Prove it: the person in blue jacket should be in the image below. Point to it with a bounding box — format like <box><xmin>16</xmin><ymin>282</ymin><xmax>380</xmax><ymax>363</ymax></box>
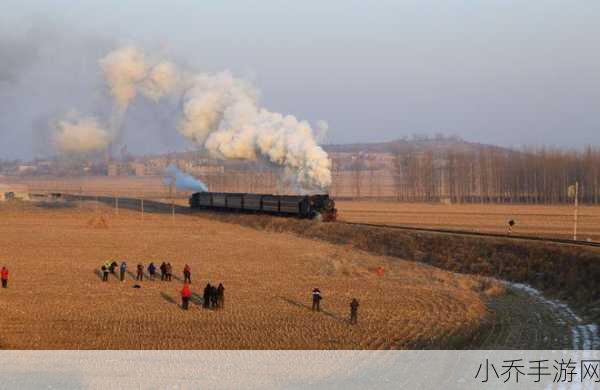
<box><xmin>147</xmin><ymin>262</ymin><xmax>157</xmax><ymax>281</ymax></box>
<box><xmin>120</xmin><ymin>261</ymin><xmax>127</xmax><ymax>282</ymax></box>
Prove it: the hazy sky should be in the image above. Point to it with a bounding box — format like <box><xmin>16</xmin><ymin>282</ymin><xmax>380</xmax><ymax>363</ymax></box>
<box><xmin>1</xmin><ymin>0</ymin><xmax>599</xmax><ymax>159</ymax></box>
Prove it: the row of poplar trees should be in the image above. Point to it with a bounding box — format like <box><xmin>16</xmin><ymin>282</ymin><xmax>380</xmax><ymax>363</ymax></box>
<box><xmin>392</xmin><ymin>146</ymin><xmax>600</xmax><ymax>204</ymax></box>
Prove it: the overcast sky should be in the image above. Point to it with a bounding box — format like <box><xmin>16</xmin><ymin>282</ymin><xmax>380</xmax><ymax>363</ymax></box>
<box><xmin>1</xmin><ymin>0</ymin><xmax>599</xmax><ymax>159</ymax></box>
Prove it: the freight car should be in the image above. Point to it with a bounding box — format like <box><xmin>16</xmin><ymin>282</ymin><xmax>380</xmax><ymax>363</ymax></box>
<box><xmin>189</xmin><ymin>192</ymin><xmax>337</xmax><ymax>221</ymax></box>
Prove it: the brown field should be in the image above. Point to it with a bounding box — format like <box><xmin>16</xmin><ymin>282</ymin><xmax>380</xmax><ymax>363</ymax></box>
<box><xmin>0</xmin><ymin>201</ymin><xmax>495</xmax><ymax>349</ymax></box>
<box><xmin>336</xmin><ymin>201</ymin><xmax>600</xmax><ymax>241</ymax></box>
<box><xmin>4</xmin><ymin>176</ymin><xmax>173</xmax><ymax>198</ymax></box>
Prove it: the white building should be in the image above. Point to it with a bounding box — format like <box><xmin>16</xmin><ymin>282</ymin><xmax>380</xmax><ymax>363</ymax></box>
<box><xmin>0</xmin><ymin>184</ymin><xmax>30</xmax><ymax>201</ymax></box>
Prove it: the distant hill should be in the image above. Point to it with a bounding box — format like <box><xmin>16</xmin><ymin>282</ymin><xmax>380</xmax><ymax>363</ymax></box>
<box><xmin>323</xmin><ymin>136</ymin><xmax>508</xmax><ymax>155</ymax></box>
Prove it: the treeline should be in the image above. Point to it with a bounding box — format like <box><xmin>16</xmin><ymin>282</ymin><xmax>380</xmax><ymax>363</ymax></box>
<box><xmin>392</xmin><ymin>146</ymin><xmax>600</xmax><ymax>204</ymax></box>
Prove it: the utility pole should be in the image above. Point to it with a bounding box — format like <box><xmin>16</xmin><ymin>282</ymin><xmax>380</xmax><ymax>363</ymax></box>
<box><xmin>168</xmin><ymin>171</ymin><xmax>176</xmax><ymax>223</ymax></box>
<box><xmin>170</xmin><ymin>182</ymin><xmax>175</xmax><ymax>223</ymax></box>
<box><xmin>141</xmin><ymin>198</ymin><xmax>144</xmax><ymax>221</ymax></box>
<box><xmin>115</xmin><ymin>194</ymin><xmax>119</xmax><ymax>215</ymax></box>
<box><xmin>574</xmin><ymin>181</ymin><xmax>579</xmax><ymax>241</ymax></box>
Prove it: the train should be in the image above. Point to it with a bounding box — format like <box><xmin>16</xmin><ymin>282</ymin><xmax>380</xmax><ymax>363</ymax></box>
<box><xmin>189</xmin><ymin>192</ymin><xmax>337</xmax><ymax>221</ymax></box>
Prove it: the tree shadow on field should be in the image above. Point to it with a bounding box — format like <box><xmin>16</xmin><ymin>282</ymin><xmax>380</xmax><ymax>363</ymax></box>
<box><xmin>278</xmin><ymin>296</ymin><xmax>348</xmax><ymax>324</ymax></box>
<box><xmin>94</xmin><ymin>269</ymin><xmax>119</xmax><ymax>281</ymax></box>
<box><xmin>160</xmin><ymin>292</ymin><xmax>178</xmax><ymax>306</ymax></box>
<box><xmin>172</xmin><ymin>274</ymin><xmax>183</xmax><ymax>282</ymax></box>
<box><xmin>128</xmin><ymin>270</ymin><xmax>149</xmax><ymax>281</ymax></box>
<box><xmin>35</xmin><ymin>201</ymin><xmax>75</xmax><ymax>210</ymax></box>
<box><xmin>190</xmin><ymin>292</ymin><xmax>204</xmax><ymax>307</ymax></box>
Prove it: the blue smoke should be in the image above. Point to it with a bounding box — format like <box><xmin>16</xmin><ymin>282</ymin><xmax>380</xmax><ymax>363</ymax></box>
<box><xmin>164</xmin><ymin>164</ymin><xmax>208</xmax><ymax>192</ymax></box>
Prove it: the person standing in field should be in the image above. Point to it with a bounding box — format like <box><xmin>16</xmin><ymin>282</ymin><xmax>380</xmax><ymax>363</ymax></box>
<box><xmin>217</xmin><ymin>283</ymin><xmax>225</xmax><ymax>309</ymax></box>
<box><xmin>349</xmin><ymin>298</ymin><xmax>359</xmax><ymax>325</ymax></box>
<box><xmin>203</xmin><ymin>283</ymin><xmax>212</xmax><ymax>308</ymax></box>
<box><xmin>148</xmin><ymin>262</ymin><xmax>156</xmax><ymax>281</ymax></box>
<box><xmin>120</xmin><ymin>261</ymin><xmax>127</xmax><ymax>282</ymax></box>
<box><xmin>1</xmin><ymin>266</ymin><xmax>8</xmax><ymax>288</ymax></box>
<box><xmin>181</xmin><ymin>283</ymin><xmax>191</xmax><ymax>310</ymax></box>
<box><xmin>183</xmin><ymin>264</ymin><xmax>192</xmax><ymax>284</ymax></box>
<box><xmin>210</xmin><ymin>285</ymin><xmax>219</xmax><ymax>308</ymax></box>
<box><xmin>101</xmin><ymin>265</ymin><xmax>109</xmax><ymax>282</ymax></box>
<box><xmin>160</xmin><ymin>262</ymin><xmax>167</xmax><ymax>281</ymax></box>
<box><xmin>166</xmin><ymin>263</ymin><xmax>173</xmax><ymax>281</ymax></box>
<box><xmin>507</xmin><ymin>219</ymin><xmax>516</xmax><ymax>235</ymax></box>
<box><xmin>312</xmin><ymin>288</ymin><xmax>322</xmax><ymax>311</ymax></box>
<box><xmin>136</xmin><ymin>263</ymin><xmax>144</xmax><ymax>281</ymax></box>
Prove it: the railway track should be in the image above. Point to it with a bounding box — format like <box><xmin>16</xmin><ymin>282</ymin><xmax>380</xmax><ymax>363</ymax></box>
<box><xmin>337</xmin><ymin>221</ymin><xmax>600</xmax><ymax>248</ymax></box>
<box><xmin>57</xmin><ymin>193</ymin><xmax>600</xmax><ymax>248</ymax></box>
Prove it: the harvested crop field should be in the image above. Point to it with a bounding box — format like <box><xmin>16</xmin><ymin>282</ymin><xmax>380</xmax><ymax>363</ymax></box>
<box><xmin>0</xmin><ymin>201</ymin><xmax>495</xmax><ymax>349</ymax></box>
<box><xmin>336</xmin><ymin>201</ymin><xmax>600</xmax><ymax>241</ymax></box>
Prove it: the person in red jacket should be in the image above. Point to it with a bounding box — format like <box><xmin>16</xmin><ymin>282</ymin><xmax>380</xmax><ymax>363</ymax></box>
<box><xmin>181</xmin><ymin>283</ymin><xmax>191</xmax><ymax>310</ymax></box>
<box><xmin>1</xmin><ymin>266</ymin><xmax>8</xmax><ymax>288</ymax></box>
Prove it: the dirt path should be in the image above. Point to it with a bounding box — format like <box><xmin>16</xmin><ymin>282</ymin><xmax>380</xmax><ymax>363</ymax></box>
<box><xmin>470</xmin><ymin>283</ymin><xmax>599</xmax><ymax>349</ymax></box>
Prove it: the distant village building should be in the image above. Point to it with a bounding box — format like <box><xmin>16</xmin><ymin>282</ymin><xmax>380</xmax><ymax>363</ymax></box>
<box><xmin>0</xmin><ymin>184</ymin><xmax>30</xmax><ymax>201</ymax></box>
<box><xmin>18</xmin><ymin>165</ymin><xmax>36</xmax><ymax>174</ymax></box>
<box><xmin>107</xmin><ymin>163</ymin><xmax>119</xmax><ymax>177</ymax></box>
<box><xmin>189</xmin><ymin>165</ymin><xmax>225</xmax><ymax>175</ymax></box>
<box><xmin>108</xmin><ymin>162</ymin><xmax>144</xmax><ymax>176</ymax></box>
<box><xmin>132</xmin><ymin>163</ymin><xmax>146</xmax><ymax>176</ymax></box>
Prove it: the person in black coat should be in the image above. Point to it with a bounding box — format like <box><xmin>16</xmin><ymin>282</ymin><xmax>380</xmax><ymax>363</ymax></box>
<box><xmin>311</xmin><ymin>288</ymin><xmax>322</xmax><ymax>311</ymax></box>
<box><xmin>203</xmin><ymin>283</ymin><xmax>212</xmax><ymax>308</ymax></box>
<box><xmin>217</xmin><ymin>283</ymin><xmax>225</xmax><ymax>309</ymax></box>
<box><xmin>210</xmin><ymin>285</ymin><xmax>218</xmax><ymax>308</ymax></box>
<box><xmin>160</xmin><ymin>262</ymin><xmax>167</xmax><ymax>281</ymax></box>
<box><xmin>350</xmin><ymin>298</ymin><xmax>359</xmax><ymax>324</ymax></box>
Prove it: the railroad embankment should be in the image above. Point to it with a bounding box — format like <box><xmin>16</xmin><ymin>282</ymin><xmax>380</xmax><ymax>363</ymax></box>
<box><xmin>206</xmin><ymin>212</ymin><xmax>600</xmax><ymax>323</ymax></box>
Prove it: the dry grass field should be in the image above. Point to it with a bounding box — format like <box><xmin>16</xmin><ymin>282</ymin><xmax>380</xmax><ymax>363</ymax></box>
<box><xmin>4</xmin><ymin>176</ymin><xmax>172</xmax><ymax>198</ymax></box>
<box><xmin>0</xmin><ymin>201</ymin><xmax>496</xmax><ymax>349</ymax></box>
<box><xmin>6</xmin><ymin>176</ymin><xmax>600</xmax><ymax>240</ymax></box>
<box><xmin>336</xmin><ymin>201</ymin><xmax>600</xmax><ymax>241</ymax></box>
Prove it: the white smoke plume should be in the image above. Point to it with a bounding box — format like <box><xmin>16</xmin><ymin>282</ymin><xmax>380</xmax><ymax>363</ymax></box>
<box><xmin>180</xmin><ymin>71</ymin><xmax>332</xmax><ymax>189</ymax></box>
<box><xmin>56</xmin><ymin>45</ymin><xmax>332</xmax><ymax>190</ymax></box>
<box><xmin>98</xmin><ymin>47</ymin><xmax>180</xmax><ymax>149</ymax></box>
<box><xmin>100</xmin><ymin>47</ymin><xmax>179</xmax><ymax>108</ymax></box>
<box><xmin>99</xmin><ymin>46</ymin><xmax>147</xmax><ymax>111</ymax></box>
<box><xmin>140</xmin><ymin>61</ymin><xmax>179</xmax><ymax>102</ymax></box>
<box><xmin>178</xmin><ymin>72</ymin><xmax>254</xmax><ymax>144</ymax></box>
<box><xmin>53</xmin><ymin>115</ymin><xmax>111</xmax><ymax>155</ymax></box>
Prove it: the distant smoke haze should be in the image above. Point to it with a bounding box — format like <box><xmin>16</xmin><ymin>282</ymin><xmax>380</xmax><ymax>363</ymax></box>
<box><xmin>2</xmin><ymin>3</ymin><xmax>598</xmax><ymax>162</ymax></box>
<box><xmin>0</xmin><ymin>21</ymin><xmax>115</xmax><ymax>159</ymax></box>
<box><xmin>0</xmin><ymin>21</ymin><xmax>186</xmax><ymax>160</ymax></box>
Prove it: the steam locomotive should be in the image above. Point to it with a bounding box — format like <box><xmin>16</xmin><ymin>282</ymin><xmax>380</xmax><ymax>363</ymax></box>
<box><xmin>189</xmin><ymin>192</ymin><xmax>337</xmax><ymax>221</ymax></box>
